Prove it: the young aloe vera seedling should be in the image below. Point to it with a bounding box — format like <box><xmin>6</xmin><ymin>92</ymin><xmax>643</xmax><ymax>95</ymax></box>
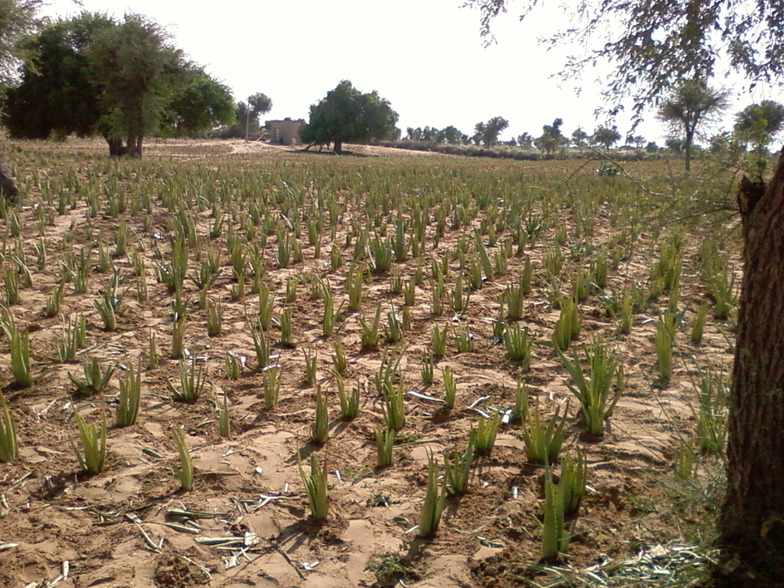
<box><xmin>442</xmin><ymin>366</ymin><xmax>456</xmax><ymax>409</ymax></box>
<box><xmin>115</xmin><ymin>361</ymin><xmax>141</xmax><ymax>427</ymax></box>
<box><xmin>0</xmin><ymin>392</ymin><xmax>18</xmax><ymax>462</ymax></box>
<box><xmin>218</xmin><ymin>394</ymin><xmax>231</xmax><ymax>438</ymax></box>
<box><xmin>444</xmin><ymin>432</ymin><xmax>475</xmax><ymax>496</ymax></box>
<box><xmin>375</xmin><ymin>425</ymin><xmax>395</xmax><ymax>468</ymax></box>
<box><xmin>263</xmin><ymin>365</ymin><xmax>281</xmax><ymax>408</ymax></box>
<box><xmin>557</xmin><ymin>338</ymin><xmax>619</xmax><ymax>437</ymax></box>
<box><xmin>172</xmin><ymin>426</ymin><xmax>194</xmax><ymax>491</ymax></box>
<box><xmin>71</xmin><ymin>411</ymin><xmax>107</xmax><ymax>474</ymax></box>
<box><xmin>560</xmin><ymin>447</ymin><xmax>587</xmax><ymax>517</ymax></box>
<box><xmin>360</xmin><ymin>306</ymin><xmax>382</xmax><ymax>351</ymax></box>
<box><xmin>167</xmin><ymin>357</ymin><xmax>207</xmax><ymax>403</ymax></box>
<box><xmin>418</xmin><ymin>451</ymin><xmax>446</xmax><ymax>538</ymax></box>
<box><xmin>541</xmin><ymin>465</ymin><xmax>570</xmax><ymax>560</ymax></box>
<box><xmin>523</xmin><ymin>399</ymin><xmax>568</xmax><ymax>465</ymax></box>
<box><xmin>503</xmin><ymin>324</ymin><xmax>531</xmax><ymax>368</ymax></box>
<box><xmin>473</xmin><ymin>413</ymin><xmax>500</xmax><ymax>456</ymax></box>
<box><xmin>335</xmin><ymin>372</ymin><xmax>360</xmax><ymax>420</ymax></box>
<box><xmin>70</xmin><ymin>357</ymin><xmax>115</xmax><ymax>396</ymax></box>
<box><xmin>298</xmin><ymin>452</ymin><xmax>329</xmax><ymax>520</ymax></box>
<box><xmin>310</xmin><ymin>389</ymin><xmax>329</xmax><ymax>444</ymax></box>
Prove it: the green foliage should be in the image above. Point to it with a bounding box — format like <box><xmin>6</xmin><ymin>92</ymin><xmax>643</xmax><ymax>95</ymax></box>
<box><xmin>310</xmin><ymin>389</ymin><xmax>329</xmax><ymax>445</ymax></box>
<box><xmin>557</xmin><ymin>338</ymin><xmax>620</xmax><ymax>437</ymax></box>
<box><xmin>473</xmin><ymin>413</ymin><xmax>500</xmax><ymax>456</ymax></box>
<box><xmin>70</xmin><ymin>411</ymin><xmax>107</xmax><ymax>474</ymax></box>
<box><xmin>300</xmin><ymin>80</ymin><xmax>399</xmax><ymax>153</ymax></box>
<box><xmin>3</xmin><ymin>12</ymin><xmax>233</xmax><ymax>155</ymax></box>
<box><xmin>375</xmin><ymin>425</ymin><xmax>395</xmax><ymax>469</ymax></box>
<box><xmin>522</xmin><ymin>399</ymin><xmax>568</xmax><ymax>465</ymax></box>
<box><xmin>167</xmin><ymin>357</ymin><xmax>207</xmax><ymax>403</ymax></box>
<box><xmin>298</xmin><ymin>452</ymin><xmax>329</xmax><ymax>520</ymax></box>
<box><xmin>69</xmin><ymin>357</ymin><xmax>115</xmax><ymax>396</ymax></box>
<box><xmin>0</xmin><ymin>392</ymin><xmax>18</xmax><ymax>462</ymax></box>
<box><xmin>418</xmin><ymin>451</ymin><xmax>446</xmax><ymax>538</ymax></box>
<box><xmin>116</xmin><ymin>361</ymin><xmax>141</xmax><ymax>427</ymax></box>
<box><xmin>444</xmin><ymin>432</ymin><xmax>475</xmax><ymax>496</ymax></box>
<box><xmin>171</xmin><ymin>425</ymin><xmax>193</xmax><ymax>491</ymax></box>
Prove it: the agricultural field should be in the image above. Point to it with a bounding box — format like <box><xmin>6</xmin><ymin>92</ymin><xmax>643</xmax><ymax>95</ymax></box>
<box><xmin>0</xmin><ymin>139</ymin><xmax>739</xmax><ymax>587</ymax></box>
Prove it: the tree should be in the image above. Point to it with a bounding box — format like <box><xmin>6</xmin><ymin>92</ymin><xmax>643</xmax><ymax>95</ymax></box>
<box><xmin>0</xmin><ymin>0</ymin><xmax>43</xmax><ymax>201</ymax></box>
<box><xmin>734</xmin><ymin>100</ymin><xmax>784</xmax><ymax>179</ymax></box>
<box><xmin>534</xmin><ymin>118</ymin><xmax>565</xmax><ymax>158</ymax></box>
<box><xmin>517</xmin><ymin>132</ymin><xmax>533</xmax><ymax>149</ymax></box>
<box><xmin>626</xmin><ymin>134</ymin><xmax>646</xmax><ymax>149</ymax></box>
<box><xmin>441</xmin><ymin>125</ymin><xmax>464</xmax><ymax>145</ymax></box>
<box><xmin>571</xmin><ymin>127</ymin><xmax>588</xmax><ymax>147</ymax></box>
<box><xmin>591</xmin><ymin>125</ymin><xmax>621</xmax><ymax>150</ymax></box>
<box><xmin>86</xmin><ymin>14</ymin><xmax>184</xmax><ymax>157</ymax></box>
<box><xmin>2</xmin><ymin>13</ymin><xmax>234</xmax><ymax>156</ymax></box>
<box><xmin>467</xmin><ymin>1</ymin><xmax>784</xmax><ymax>583</ymax></box>
<box><xmin>657</xmin><ymin>79</ymin><xmax>728</xmax><ymax>172</ymax></box>
<box><xmin>0</xmin><ymin>0</ymin><xmax>41</xmax><ymax>86</ymax></box>
<box><xmin>474</xmin><ymin>116</ymin><xmax>509</xmax><ymax>147</ymax></box>
<box><xmin>162</xmin><ymin>67</ymin><xmax>235</xmax><ymax>138</ymax></box>
<box><xmin>244</xmin><ymin>92</ymin><xmax>272</xmax><ymax>140</ymax></box>
<box><xmin>300</xmin><ymin>80</ymin><xmax>398</xmax><ymax>153</ymax></box>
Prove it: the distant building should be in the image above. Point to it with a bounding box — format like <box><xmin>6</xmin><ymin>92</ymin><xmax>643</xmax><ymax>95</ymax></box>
<box><xmin>266</xmin><ymin>119</ymin><xmax>304</xmax><ymax>145</ymax></box>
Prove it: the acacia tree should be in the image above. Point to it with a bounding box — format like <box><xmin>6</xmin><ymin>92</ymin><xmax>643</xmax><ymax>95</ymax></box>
<box><xmin>3</xmin><ymin>13</ymin><xmax>234</xmax><ymax>155</ymax></box>
<box><xmin>658</xmin><ymin>80</ymin><xmax>728</xmax><ymax>172</ymax></box>
<box><xmin>590</xmin><ymin>125</ymin><xmax>621</xmax><ymax>150</ymax></box>
<box><xmin>0</xmin><ymin>0</ymin><xmax>42</xmax><ymax>200</ymax></box>
<box><xmin>86</xmin><ymin>14</ymin><xmax>183</xmax><ymax>157</ymax></box>
<box><xmin>474</xmin><ymin>116</ymin><xmax>509</xmax><ymax>147</ymax></box>
<box><xmin>245</xmin><ymin>92</ymin><xmax>272</xmax><ymax>139</ymax></box>
<box><xmin>734</xmin><ymin>100</ymin><xmax>784</xmax><ymax>180</ymax></box>
<box><xmin>301</xmin><ymin>80</ymin><xmax>398</xmax><ymax>153</ymax></box>
<box><xmin>534</xmin><ymin>118</ymin><xmax>565</xmax><ymax>157</ymax></box>
<box><xmin>466</xmin><ymin>0</ymin><xmax>784</xmax><ymax>583</ymax></box>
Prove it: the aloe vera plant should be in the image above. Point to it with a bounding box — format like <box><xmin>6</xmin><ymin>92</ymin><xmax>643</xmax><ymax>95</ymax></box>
<box><xmin>418</xmin><ymin>451</ymin><xmax>446</xmax><ymax>538</ymax></box>
<box><xmin>335</xmin><ymin>372</ymin><xmax>360</xmax><ymax>420</ymax></box>
<box><xmin>115</xmin><ymin>361</ymin><xmax>141</xmax><ymax>427</ymax></box>
<box><xmin>442</xmin><ymin>366</ymin><xmax>457</xmax><ymax>409</ymax></box>
<box><xmin>310</xmin><ymin>389</ymin><xmax>329</xmax><ymax>444</ymax></box>
<box><xmin>444</xmin><ymin>432</ymin><xmax>475</xmax><ymax>496</ymax></box>
<box><xmin>263</xmin><ymin>365</ymin><xmax>280</xmax><ymax>408</ymax></box>
<box><xmin>298</xmin><ymin>452</ymin><xmax>329</xmax><ymax>520</ymax></box>
<box><xmin>541</xmin><ymin>465</ymin><xmax>570</xmax><ymax>560</ymax></box>
<box><xmin>557</xmin><ymin>338</ymin><xmax>619</xmax><ymax>437</ymax></box>
<box><xmin>0</xmin><ymin>392</ymin><xmax>18</xmax><ymax>462</ymax></box>
<box><xmin>167</xmin><ymin>357</ymin><xmax>207</xmax><ymax>403</ymax></box>
<box><xmin>70</xmin><ymin>357</ymin><xmax>115</xmax><ymax>396</ymax></box>
<box><xmin>473</xmin><ymin>413</ymin><xmax>500</xmax><ymax>456</ymax></box>
<box><xmin>9</xmin><ymin>327</ymin><xmax>32</xmax><ymax>387</ymax></box>
<box><xmin>375</xmin><ymin>425</ymin><xmax>395</xmax><ymax>468</ymax></box>
<box><xmin>71</xmin><ymin>411</ymin><xmax>107</xmax><ymax>474</ymax></box>
<box><xmin>172</xmin><ymin>426</ymin><xmax>194</xmax><ymax>491</ymax></box>
<box><xmin>523</xmin><ymin>399</ymin><xmax>568</xmax><ymax>465</ymax></box>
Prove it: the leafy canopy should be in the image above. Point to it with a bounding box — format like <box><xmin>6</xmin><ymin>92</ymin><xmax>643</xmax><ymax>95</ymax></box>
<box><xmin>301</xmin><ymin>80</ymin><xmax>398</xmax><ymax>153</ymax></box>
<box><xmin>2</xmin><ymin>12</ymin><xmax>235</xmax><ymax>154</ymax></box>
<box><xmin>465</xmin><ymin>0</ymin><xmax>784</xmax><ymax>121</ymax></box>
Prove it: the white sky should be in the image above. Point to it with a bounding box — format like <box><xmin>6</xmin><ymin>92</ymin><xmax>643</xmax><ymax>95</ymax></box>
<box><xmin>40</xmin><ymin>0</ymin><xmax>771</xmax><ymax>145</ymax></box>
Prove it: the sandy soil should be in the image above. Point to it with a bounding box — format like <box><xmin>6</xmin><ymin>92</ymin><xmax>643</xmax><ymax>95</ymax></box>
<box><xmin>0</xmin><ymin>139</ymin><xmax>735</xmax><ymax>587</ymax></box>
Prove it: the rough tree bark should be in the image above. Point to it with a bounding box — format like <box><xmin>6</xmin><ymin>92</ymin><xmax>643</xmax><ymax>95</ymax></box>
<box><xmin>717</xmin><ymin>150</ymin><xmax>784</xmax><ymax>585</ymax></box>
<box><xmin>0</xmin><ymin>156</ymin><xmax>19</xmax><ymax>202</ymax></box>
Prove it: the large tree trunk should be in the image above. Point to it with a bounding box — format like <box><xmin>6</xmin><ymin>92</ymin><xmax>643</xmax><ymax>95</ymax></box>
<box><xmin>716</xmin><ymin>150</ymin><xmax>784</xmax><ymax>585</ymax></box>
<box><xmin>107</xmin><ymin>137</ymin><xmax>128</xmax><ymax>157</ymax></box>
<box><xmin>0</xmin><ymin>156</ymin><xmax>19</xmax><ymax>203</ymax></box>
<box><xmin>333</xmin><ymin>140</ymin><xmax>343</xmax><ymax>154</ymax></box>
<box><xmin>125</xmin><ymin>134</ymin><xmax>143</xmax><ymax>158</ymax></box>
<box><xmin>684</xmin><ymin>129</ymin><xmax>694</xmax><ymax>173</ymax></box>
